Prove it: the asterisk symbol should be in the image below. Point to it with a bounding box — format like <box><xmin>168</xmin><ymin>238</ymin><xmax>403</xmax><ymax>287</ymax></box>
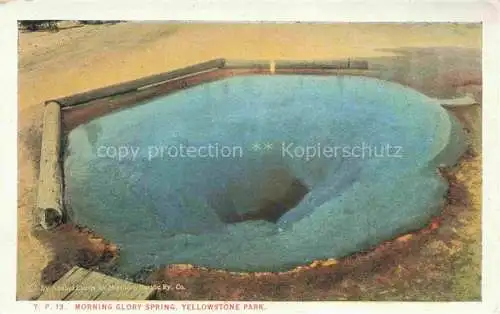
<box><xmin>263</xmin><ymin>143</ymin><xmax>273</xmax><ymax>151</ymax></box>
<box><xmin>251</xmin><ymin>143</ymin><xmax>262</xmax><ymax>151</ymax></box>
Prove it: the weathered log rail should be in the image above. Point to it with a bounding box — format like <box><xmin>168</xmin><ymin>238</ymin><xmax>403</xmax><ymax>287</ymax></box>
<box><xmin>46</xmin><ymin>58</ymin><xmax>370</xmax><ymax>108</ymax></box>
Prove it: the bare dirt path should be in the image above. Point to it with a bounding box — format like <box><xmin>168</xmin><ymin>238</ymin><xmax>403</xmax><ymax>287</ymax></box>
<box><xmin>18</xmin><ymin>22</ymin><xmax>481</xmax><ymax>300</ymax></box>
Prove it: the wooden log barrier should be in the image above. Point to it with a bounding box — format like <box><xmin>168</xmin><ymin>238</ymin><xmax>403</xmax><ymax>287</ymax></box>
<box><xmin>36</xmin><ymin>101</ymin><xmax>64</xmax><ymax>230</ymax></box>
<box><xmin>438</xmin><ymin>93</ymin><xmax>481</xmax><ymax>152</ymax></box>
<box><xmin>222</xmin><ymin>59</ymin><xmax>270</xmax><ymax>70</ymax></box>
<box><xmin>275</xmin><ymin>59</ymin><xmax>369</xmax><ymax>70</ymax></box>
<box><xmin>49</xmin><ymin>58</ymin><xmax>226</xmax><ymax>107</ymax></box>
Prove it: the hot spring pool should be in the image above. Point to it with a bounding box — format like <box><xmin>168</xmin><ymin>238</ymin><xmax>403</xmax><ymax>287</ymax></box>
<box><xmin>64</xmin><ymin>75</ymin><xmax>466</xmax><ymax>274</ymax></box>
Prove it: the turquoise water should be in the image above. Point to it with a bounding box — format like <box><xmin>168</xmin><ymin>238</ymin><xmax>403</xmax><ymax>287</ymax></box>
<box><xmin>64</xmin><ymin>75</ymin><xmax>466</xmax><ymax>274</ymax></box>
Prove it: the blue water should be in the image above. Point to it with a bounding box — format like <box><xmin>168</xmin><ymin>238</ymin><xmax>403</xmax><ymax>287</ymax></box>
<box><xmin>64</xmin><ymin>75</ymin><xmax>466</xmax><ymax>273</ymax></box>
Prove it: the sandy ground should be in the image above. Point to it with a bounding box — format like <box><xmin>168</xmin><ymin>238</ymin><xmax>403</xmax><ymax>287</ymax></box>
<box><xmin>18</xmin><ymin>22</ymin><xmax>482</xmax><ymax>300</ymax></box>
